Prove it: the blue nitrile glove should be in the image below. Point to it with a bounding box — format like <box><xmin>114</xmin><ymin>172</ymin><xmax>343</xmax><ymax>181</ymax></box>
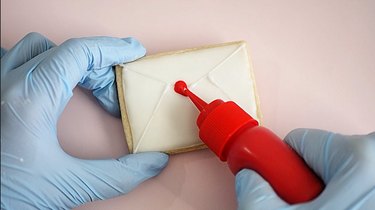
<box><xmin>1</xmin><ymin>32</ymin><xmax>169</xmax><ymax>209</ymax></box>
<box><xmin>235</xmin><ymin>128</ymin><xmax>375</xmax><ymax>210</ymax></box>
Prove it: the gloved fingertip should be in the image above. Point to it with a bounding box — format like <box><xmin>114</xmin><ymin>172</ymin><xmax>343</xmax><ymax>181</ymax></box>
<box><xmin>94</xmin><ymin>86</ymin><xmax>121</xmax><ymax>117</ymax></box>
<box><xmin>235</xmin><ymin>169</ymin><xmax>288</xmax><ymax>210</ymax></box>
<box><xmin>103</xmin><ymin>104</ymin><xmax>120</xmax><ymax>118</ymax></box>
<box><xmin>23</xmin><ymin>32</ymin><xmax>56</xmax><ymax>48</ymax></box>
<box><xmin>284</xmin><ymin>128</ymin><xmax>309</xmax><ymax>142</ymax></box>
<box><xmin>1</xmin><ymin>47</ymin><xmax>7</xmax><ymax>58</ymax></box>
<box><xmin>235</xmin><ymin>169</ymin><xmax>257</xmax><ymax>196</ymax></box>
<box><xmin>118</xmin><ymin>152</ymin><xmax>169</xmax><ymax>176</ymax></box>
<box><xmin>120</xmin><ymin>37</ymin><xmax>146</xmax><ymax>61</ymax></box>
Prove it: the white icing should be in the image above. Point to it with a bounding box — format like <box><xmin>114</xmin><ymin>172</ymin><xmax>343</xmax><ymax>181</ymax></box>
<box><xmin>121</xmin><ymin>42</ymin><xmax>260</xmax><ymax>153</ymax></box>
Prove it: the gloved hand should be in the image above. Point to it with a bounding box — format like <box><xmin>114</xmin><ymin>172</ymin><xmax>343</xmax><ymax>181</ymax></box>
<box><xmin>1</xmin><ymin>33</ymin><xmax>169</xmax><ymax>209</ymax></box>
<box><xmin>235</xmin><ymin>128</ymin><xmax>375</xmax><ymax>210</ymax></box>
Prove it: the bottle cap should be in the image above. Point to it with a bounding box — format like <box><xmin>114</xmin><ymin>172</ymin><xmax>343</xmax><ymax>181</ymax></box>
<box><xmin>174</xmin><ymin>80</ymin><xmax>259</xmax><ymax>160</ymax></box>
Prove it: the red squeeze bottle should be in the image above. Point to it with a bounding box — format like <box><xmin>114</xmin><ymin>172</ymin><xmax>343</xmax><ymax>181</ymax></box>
<box><xmin>174</xmin><ymin>80</ymin><xmax>323</xmax><ymax>204</ymax></box>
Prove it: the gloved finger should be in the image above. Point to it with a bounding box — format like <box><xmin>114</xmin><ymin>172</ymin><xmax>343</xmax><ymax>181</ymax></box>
<box><xmin>285</xmin><ymin>130</ymin><xmax>375</xmax><ymax>210</ymax></box>
<box><xmin>1</xmin><ymin>32</ymin><xmax>55</xmax><ymax>75</ymax></box>
<box><xmin>284</xmin><ymin>128</ymin><xmax>341</xmax><ymax>183</ymax></box>
<box><xmin>1</xmin><ymin>47</ymin><xmax>7</xmax><ymax>58</ymax></box>
<box><xmin>78</xmin><ymin>66</ymin><xmax>119</xmax><ymax>117</ymax></box>
<box><xmin>78</xmin><ymin>37</ymin><xmax>143</xmax><ymax>117</ymax></box>
<box><xmin>236</xmin><ymin>169</ymin><xmax>288</xmax><ymax>210</ymax></box>
<box><xmin>32</xmin><ymin>36</ymin><xmax>145</xmax><ymax>119</ymax></box>
<box><xmin>71</xmin><ymin>152</ymin><xmax>168</xmax><ymax>205</ymax></box>
<box><xmin>284</xmin><ymin>128</ymin><xmax>370</xmax><ymax>183</ymax></box>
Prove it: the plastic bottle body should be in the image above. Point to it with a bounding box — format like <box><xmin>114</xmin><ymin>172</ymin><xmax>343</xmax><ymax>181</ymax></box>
<box><xmin>224</xmin><ymin>124</ymin><xmax>324</xmax><ymax>204</ymax></box>
<box><xmin>173</xmin><ymin>80</ymin><xmax>323</xmax><ymax>204</ymax></box>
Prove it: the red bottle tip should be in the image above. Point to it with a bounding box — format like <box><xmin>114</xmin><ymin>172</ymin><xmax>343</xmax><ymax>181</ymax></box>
<box><xmin>174</xmin><ymin>80</ymin><xmax>189</xmax><ymax>96</ymax></box>
<box><xmin>174</xmin><ymin>80</ymin><xmax>208</xmax><ymax>111</ymax></box>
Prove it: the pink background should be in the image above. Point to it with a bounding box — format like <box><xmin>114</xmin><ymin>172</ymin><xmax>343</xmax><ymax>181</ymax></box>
<box><xmin>2</xmin><ymin>0</ymin><xmax>374</xmax><ymax>209</ymax></box>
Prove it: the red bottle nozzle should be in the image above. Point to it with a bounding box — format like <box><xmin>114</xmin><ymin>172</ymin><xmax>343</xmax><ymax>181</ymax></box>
<box><xmin>174</xmin><ymin>80</ymin><xmax>226</xmax><ymax>127</ymax></box>
<box><xmin>174</xmin><ymin>80</ymin><xmax>208</xmax><ymax>111</ymax></box>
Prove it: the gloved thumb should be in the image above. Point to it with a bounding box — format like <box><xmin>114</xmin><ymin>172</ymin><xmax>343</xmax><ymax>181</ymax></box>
<box><xmin>70</xmin><ymin>152</ymin><xmax>168</xmax><ymax>205</ymax></box>
<box><xmin>235</xmin><ymin>169</ymin><xmax>288</xmax><ymax>210</ymax></box>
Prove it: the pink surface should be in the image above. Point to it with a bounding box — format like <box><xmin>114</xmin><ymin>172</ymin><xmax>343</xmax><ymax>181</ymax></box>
<box><xmin>2</xmin><ymin>0</ymin><xmax>374</xmax><ymax>209</ymax></box>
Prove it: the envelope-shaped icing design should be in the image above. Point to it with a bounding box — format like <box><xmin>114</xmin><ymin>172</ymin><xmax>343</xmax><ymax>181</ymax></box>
<box><xmin>116</xmin><ymin>41</ymin><xmax>261</xmax><ymax>154</ymax></box>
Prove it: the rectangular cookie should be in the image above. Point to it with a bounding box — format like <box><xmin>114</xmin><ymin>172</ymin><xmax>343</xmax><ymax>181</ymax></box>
<box><xmin>115</xmin><ymin>41</ymin><xmax>261</xmax><ymax>154</ymax></box>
